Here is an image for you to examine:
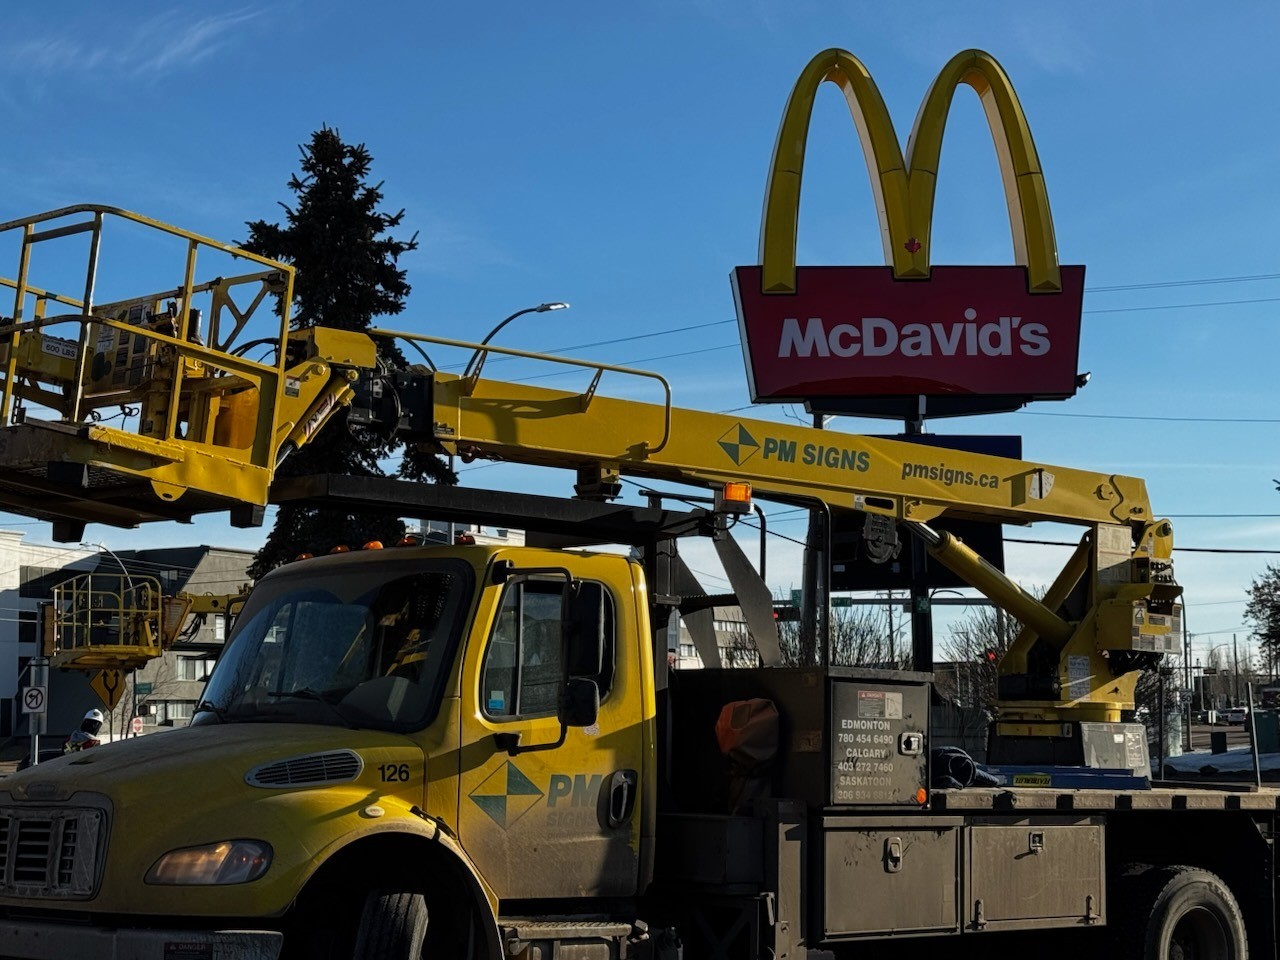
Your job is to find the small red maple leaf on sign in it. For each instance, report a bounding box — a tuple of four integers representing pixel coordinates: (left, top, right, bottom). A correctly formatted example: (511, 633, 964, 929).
(903, 237, 922, 253)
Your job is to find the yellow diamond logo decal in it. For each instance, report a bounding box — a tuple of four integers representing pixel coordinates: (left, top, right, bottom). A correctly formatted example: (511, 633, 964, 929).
(718, 422, 761, 466)
(468, 761, 544, 829)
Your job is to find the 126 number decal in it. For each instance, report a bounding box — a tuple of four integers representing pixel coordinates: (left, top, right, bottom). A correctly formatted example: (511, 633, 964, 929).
(378, 763, 411, 782)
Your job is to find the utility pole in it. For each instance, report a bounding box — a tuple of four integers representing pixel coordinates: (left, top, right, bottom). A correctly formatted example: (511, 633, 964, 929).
(1233, 634, 1241, 707)
(1183, 623, 1193, 751)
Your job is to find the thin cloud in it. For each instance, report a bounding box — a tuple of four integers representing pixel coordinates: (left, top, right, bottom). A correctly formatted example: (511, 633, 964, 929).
(137, 8, 264, 74)
(1, 7, 263, 79)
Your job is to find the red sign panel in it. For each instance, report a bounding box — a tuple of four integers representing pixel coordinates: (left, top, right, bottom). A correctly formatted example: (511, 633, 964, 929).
(732, 265, 1084, 404)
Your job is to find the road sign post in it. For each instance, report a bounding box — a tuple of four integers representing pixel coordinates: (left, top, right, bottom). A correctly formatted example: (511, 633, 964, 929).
(24, 657, 48, 766)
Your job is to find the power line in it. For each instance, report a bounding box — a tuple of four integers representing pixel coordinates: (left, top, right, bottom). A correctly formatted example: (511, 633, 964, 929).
(1004, 536, 1280, 555)
(512, 343, 737, 384)
(1166, 514, 1280, 519)
(1022, 412, 1280, 424)
(617, 477, 811, 549)
(1082, 296, 1280, 315)
(504, 293, 1278, 388)
(1087, 273, 1280, 293)
(409, 274, 1279, 384)
(440, 319, 735, 372)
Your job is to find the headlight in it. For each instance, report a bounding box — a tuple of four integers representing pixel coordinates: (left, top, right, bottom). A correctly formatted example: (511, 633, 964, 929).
(145, 840, 272, 885)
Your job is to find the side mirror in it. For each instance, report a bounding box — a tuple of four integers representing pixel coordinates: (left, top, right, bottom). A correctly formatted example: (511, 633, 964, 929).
(559, 677, 600, 728)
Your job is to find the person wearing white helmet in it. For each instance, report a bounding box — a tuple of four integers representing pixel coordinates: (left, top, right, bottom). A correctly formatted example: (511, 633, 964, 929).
(64, 708, 105, 753)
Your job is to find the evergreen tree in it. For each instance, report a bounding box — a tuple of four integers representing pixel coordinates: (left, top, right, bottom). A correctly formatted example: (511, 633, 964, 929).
(244, 127, 454, 579)
(1246, 563, 1280, 669)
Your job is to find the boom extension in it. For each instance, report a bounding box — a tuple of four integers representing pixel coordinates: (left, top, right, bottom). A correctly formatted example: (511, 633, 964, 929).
(350, 337, 1184, 729)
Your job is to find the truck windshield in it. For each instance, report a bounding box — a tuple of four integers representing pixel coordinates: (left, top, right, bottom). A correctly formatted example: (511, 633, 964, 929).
(194, 559, 473, 732)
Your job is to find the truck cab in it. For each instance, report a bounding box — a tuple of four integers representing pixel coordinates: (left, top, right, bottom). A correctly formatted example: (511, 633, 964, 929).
(0, 544, 656, 959)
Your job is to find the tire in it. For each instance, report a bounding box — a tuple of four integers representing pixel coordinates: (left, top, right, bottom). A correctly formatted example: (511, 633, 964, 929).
(1117, 865, 1248, 960)
(353, 890, 429, 960)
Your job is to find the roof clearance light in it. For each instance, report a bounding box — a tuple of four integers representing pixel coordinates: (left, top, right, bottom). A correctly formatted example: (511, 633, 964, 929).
(294, 553, 314, 561)
(329, 545, 351, 554)
(396, 536, 417, 547)
(363, 540, 384, 550)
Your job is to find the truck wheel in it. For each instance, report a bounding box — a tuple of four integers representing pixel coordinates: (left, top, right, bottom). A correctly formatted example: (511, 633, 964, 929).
(354, 890, 429, 959)
(1118, 865, 1248, 960)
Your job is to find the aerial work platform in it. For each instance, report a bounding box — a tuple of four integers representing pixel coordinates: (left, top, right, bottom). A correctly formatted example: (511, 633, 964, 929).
(0, 205, 373, 540)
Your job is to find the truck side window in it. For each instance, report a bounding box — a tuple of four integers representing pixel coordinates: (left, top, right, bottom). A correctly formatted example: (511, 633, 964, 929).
(482, 579, 615, 720)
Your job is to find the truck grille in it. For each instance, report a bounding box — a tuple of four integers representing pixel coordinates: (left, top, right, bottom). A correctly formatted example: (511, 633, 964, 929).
(0, 807, 105, 899)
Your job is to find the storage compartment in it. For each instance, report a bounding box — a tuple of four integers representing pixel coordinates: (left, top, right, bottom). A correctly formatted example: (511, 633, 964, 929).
(966, 817, 1105, 931)
(829, 680, 928, 806)
(822, 817, 960, 938)
(667, 667, 931, 812)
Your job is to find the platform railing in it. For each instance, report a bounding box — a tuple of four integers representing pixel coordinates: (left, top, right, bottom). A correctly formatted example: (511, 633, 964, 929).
(51, 572, 166, 670)
(0, 205, 294, 469)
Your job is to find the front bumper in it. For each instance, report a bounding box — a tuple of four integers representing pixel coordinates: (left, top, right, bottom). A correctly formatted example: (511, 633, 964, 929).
(0, 920, 282, 960)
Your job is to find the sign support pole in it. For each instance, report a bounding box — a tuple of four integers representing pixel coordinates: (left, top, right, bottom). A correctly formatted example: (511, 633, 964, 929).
(905, 402, 934, 673)
(28, 656, 48, 766)
(801, 414, 828, 665)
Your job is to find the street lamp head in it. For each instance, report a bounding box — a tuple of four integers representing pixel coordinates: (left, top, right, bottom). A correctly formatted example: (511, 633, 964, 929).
(464, 301, 572, 380)
(79, 541, 135, 589)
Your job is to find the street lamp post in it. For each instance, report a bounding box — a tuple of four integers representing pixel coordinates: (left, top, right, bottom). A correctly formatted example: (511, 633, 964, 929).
(462, 302, 570, 384)
(81, 541, 134, 592)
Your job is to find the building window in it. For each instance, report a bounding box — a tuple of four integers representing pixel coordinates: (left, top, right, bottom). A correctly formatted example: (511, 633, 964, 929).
(17, 610, 36, 645)
(19, 566, 59, 599)
(157, 569, 182, 594)
(213, 616, 226, 642)
(166, 701, 197, 723)
(177, 657, 218, 682)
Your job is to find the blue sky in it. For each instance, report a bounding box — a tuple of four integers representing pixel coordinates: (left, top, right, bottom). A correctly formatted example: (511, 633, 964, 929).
(0, 2, 1276, 665)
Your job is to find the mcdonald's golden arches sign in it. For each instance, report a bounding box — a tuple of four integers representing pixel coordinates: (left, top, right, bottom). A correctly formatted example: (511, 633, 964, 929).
(732, 49, 1086, 416)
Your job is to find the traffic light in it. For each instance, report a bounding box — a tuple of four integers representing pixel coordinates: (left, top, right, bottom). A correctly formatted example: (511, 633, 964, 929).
(772, 603, 801, 623)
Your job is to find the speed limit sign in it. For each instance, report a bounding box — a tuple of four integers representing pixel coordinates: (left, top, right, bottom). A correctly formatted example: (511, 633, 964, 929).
(130, 716, 144, 735)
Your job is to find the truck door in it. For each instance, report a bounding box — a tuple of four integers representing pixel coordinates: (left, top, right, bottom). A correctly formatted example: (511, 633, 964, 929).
(457, 562, 646, 900)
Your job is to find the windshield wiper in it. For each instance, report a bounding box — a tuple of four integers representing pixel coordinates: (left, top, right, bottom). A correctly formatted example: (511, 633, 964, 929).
(266, 688, 359, 729)
(194, 699, 227, 723)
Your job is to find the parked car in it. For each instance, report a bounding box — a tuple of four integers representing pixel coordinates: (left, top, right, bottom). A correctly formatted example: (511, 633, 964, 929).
(1224, 707, 1249, 725)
